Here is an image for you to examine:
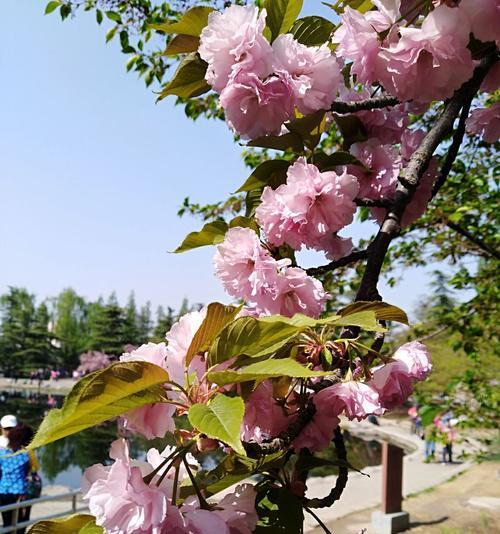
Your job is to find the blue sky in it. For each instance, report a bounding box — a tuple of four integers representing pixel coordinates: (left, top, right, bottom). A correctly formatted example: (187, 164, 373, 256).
(0, 1, 446, 319)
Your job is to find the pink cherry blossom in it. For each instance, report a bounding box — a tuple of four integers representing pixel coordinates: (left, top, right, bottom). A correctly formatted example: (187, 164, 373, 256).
(220, 72, 295, 140)
(213, 227, 285, 300)
(481, 62, 500, 93)
(257, 266, 329, 318)
(82, 440, 169, 534)
(460, 0, 500, 45)
(272, 34, 341, 115)
(241, 380, 290, 442)
(369, 361, 414, 410)
(466, 103, 500, 143)
(199, 5, 273, 93)
(333, 7, 396, 86)
(293, 390, 342, 452)
(349, 140, 401, 200)
(164, 309, 207, 386)
(120, 343, 175, 439)
(322, 381, 384, 421)
(380, 5, 474, 102)
(393, 341, 432, 381)
(256, 158, 359, 259)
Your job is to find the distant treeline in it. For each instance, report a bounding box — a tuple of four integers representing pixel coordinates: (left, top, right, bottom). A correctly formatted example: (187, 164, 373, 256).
(0, 287, 200, 373)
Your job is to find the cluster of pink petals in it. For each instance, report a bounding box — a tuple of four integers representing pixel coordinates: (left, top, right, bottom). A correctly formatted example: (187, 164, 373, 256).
(120, 343, 176, 439)
(199, 5, 341, 139)
(460, 0, 500, 45)
(241, 380, 290, 442)
(214, 227, 329, 318)
(77, 351, 111, 375)
(335, 3, 484, 104)
(466, 103, 500, 144)
(256, 158, 359, 260)
(83, 440, 257, 534)
(294, 342, 432, 452)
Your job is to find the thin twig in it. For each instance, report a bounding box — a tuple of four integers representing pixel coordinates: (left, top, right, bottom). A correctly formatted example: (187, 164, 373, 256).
(307, 249, 369, 276)
(446, 221, 500, 260)
(331, 96, 400, 114)
(355, 198, 391, 208)
(304, 506, 333, 534)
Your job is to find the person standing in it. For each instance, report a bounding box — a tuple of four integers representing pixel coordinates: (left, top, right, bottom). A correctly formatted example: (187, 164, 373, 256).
(0, 415, 18, 448)
(0, 425, 31, 533)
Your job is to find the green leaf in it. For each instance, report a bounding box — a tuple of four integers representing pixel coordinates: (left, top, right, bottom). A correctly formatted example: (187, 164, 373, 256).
(264, 0, 304, 41)
(186, 302, 241, 366)
(28, 514, 102, 533)
(314, 150, 365, 171)
(44, 1, 61, 15)
(96, 9, 103, 24)
(164, 34, 200, 56)
(29, 362, 169, 449)
(333, 114, 368, 148)
(173, 220, 228, 253)
(105, 10, 121, 23)
(228, 216, 260, 233)
(188, 394, 245, 455)
(248, 132, 304, 152)
(237, 160, 291, 193)
(208, 358, 329, 386)
(209, 317, 301, 365)
(338, 301, 409, 325)
(157, 54, 210, 101)
(151, 7, 215, 37)
(290, 16, 335, 46)
(105, 27, 117, 43)
(245, 189, 263, 218)
(286, 111, 328, 150)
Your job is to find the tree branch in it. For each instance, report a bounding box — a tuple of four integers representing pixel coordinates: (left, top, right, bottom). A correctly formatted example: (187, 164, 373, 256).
(331, 96, 400, 114)
(302, 428, 348, 509)
(355, 197, 391, 208)
(355, 53, 497, 302)
(307, 249, 369, 276)
(446, 221, 500, 260)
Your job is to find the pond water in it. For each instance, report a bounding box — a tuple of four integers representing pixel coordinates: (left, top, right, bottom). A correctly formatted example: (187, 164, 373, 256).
(0, 389, 382, 488)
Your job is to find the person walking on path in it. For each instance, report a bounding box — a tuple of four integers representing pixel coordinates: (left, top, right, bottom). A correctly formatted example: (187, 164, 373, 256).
(0, 426, 31, 533)
(424, 424, 437, 462)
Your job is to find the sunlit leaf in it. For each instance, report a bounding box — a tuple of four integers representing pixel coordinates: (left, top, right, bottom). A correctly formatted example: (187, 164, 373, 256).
(44, 1, 62, 15)
(208, 358, 329, 385)
(290, 16, 335, 46)
(248, 132, 304, 152)
(264, 0, 304, 41)
(151, 7, 214, 36)
(157, 54, 210, 101)
(164, 34, 200, 56)
(28, 514, 102, 533)
(338, 301, 409, 325)
(186, 302, 241, 365)
(286, 111, 328, 150)
(209, 317, 301, 365)
(237, 160, 291, 192)
(188, 394, 245, 455)
(29, 362, 168, 449)
(174, 220, 228, 253)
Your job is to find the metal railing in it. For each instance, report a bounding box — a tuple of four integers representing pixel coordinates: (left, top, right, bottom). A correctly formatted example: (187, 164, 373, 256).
(0, 489, 87, 533)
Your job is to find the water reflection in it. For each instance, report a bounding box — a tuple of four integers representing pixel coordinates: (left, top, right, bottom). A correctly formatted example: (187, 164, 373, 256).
(0, 390, 382, 488)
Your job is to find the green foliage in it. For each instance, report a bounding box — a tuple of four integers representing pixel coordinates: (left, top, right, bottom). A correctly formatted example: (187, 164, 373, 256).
(164, 34, 200, 55)
(264, 0, 304, 41)
(188, 394, 245, 455)
(255, 485, 304, 533)
(152, 6, 214, 36)
(174, 220, 228, 252)
(290, 16, 335, 46)
(185, 302, 240, 365)
(208, 357, 329, 385)
(29, 361, 169, 449)
(28, 514, 102, 533)
(237, 160, 291, 193)
(157, 53, 210, 100)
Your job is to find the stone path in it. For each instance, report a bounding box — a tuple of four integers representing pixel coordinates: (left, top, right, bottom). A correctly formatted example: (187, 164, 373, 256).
(304, 418, 476, 532)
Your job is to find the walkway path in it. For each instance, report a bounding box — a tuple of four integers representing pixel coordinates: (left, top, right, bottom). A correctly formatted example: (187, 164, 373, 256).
(304, 418, 476, 532)
(0, 377, 73, 394)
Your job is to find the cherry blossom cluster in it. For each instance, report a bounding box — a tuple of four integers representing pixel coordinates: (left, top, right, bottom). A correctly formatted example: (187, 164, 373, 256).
(199, 5, 341, 139)
(82, 438, 257, 534)
(81, 310, 432, 533)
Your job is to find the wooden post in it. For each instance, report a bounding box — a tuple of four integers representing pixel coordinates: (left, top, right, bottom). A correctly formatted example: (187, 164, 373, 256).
(381, 442, 404, 514)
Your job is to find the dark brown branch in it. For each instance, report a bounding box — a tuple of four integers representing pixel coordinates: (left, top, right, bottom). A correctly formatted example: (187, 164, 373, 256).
(330, 96, 400, 114)
(307, 249, 369, 276)
(446, 221, 500, 260)
(355, 53, 497, 302)
(355, 197, 391, 208)
(302, 428, 348, 509)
